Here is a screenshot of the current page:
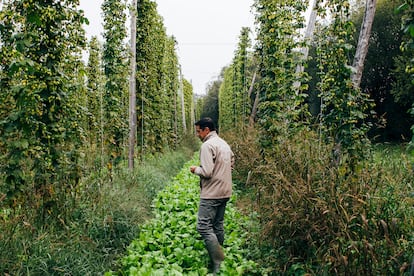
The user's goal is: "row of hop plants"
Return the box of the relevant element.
[226,127,414,275]
[106,155,266,275]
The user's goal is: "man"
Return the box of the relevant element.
[190,117,234,275]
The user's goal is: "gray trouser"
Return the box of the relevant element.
[197,198,229,245]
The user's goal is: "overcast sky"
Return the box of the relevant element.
[79,0,255,95]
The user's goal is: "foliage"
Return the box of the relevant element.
[0,0,195,273]
[194,95,204,126]
[183,78,194,135]
[0,146,194,275]
[253,0,309,147]
[303,45,321,117]
[227,127,414,275]
[201,78,221,129]
[219,65,235,131]
[220,130,262,191]
[136,0,168,154]
[85,36,105,168]
[161,36,182,148]
[101,0,129,167]
[304,0,413,143]
[315,0,373,169]
[218,27,254,132]
[392,54,414,106]
[134,0,190,155]
[397,0,414,153]
[353,0,413,142]
[107,156,264,276]
[1,0,413,275]
[0,0,87,220]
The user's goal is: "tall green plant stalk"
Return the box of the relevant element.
[135,0,186,155]
[136,0,166,154]
[86,36,106,169]
[253,0,309,147]
[0,0,87,221]
[161,37,183,148]
[219,65,235,132]
[183,79,194,134]
[102,0,129,168]
[232,27,251,128]
[219,28,254,132]
[315,0,372,170]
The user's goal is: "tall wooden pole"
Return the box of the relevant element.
[351,0,377,88]
[128,0,137,170]
[293,0,317,91]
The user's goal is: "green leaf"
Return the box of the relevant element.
[395,3,409,14]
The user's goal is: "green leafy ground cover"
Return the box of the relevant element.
[106,155,263,275]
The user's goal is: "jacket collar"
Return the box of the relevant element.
[203,131,217,142]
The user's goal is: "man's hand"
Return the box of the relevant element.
[190,166,197,174]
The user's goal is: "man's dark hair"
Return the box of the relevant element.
[195,117,216,131]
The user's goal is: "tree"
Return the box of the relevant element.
[232,27,252,128]
[355,0,413,141]
[136,0,163,155]
[397,0,414,150]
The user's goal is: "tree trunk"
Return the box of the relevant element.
[128,0,137,170]
[351,0,377,88]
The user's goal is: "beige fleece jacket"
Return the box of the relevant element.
[194,131,234,199]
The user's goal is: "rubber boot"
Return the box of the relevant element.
[205,240,225,275]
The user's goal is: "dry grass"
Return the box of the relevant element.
[225,126,414,275]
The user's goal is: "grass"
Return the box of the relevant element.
[0,144,195,275]
[1,133,412,275]
[225,128,414,275]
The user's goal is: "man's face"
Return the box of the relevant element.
[195,125,209,141]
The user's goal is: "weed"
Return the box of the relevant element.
[0,146,194,275]
[226,127,414,275]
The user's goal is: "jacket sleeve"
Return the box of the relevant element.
[194,143,215,178]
